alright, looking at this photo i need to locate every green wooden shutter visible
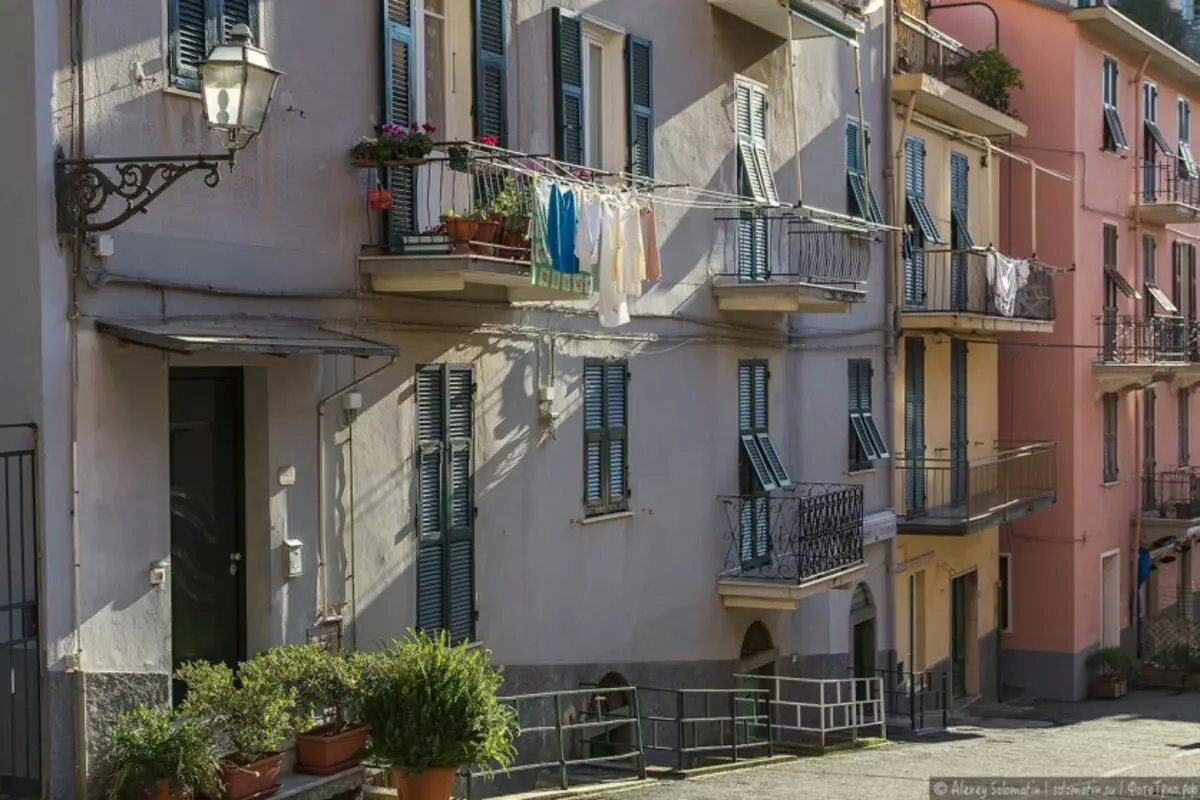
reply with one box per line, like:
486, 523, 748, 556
737, 362, 770, 565
904, 338, 926, 513
1174, 242, 1184, 311
738, 362, 754, 432
445, 366, 476, 644
846, 119, 868, 219
222, 0, 256, 41
626, 36, 654, 177
752, 363, 768, 430
473, 0, 508, 144
169, 0, 208, 88
384, 0, 416, 246
415, 366, 445, 633
552, 8, 584, 164
950, 341, 968, 505
604, 363, 629, 507
904, 137, 926, 307
1189, 244, 1197, 321
735, 82, 770, 281
950, 153, 970, 309
583, 363, 604, 510
848, 360, 863, 411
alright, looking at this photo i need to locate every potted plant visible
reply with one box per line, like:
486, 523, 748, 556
958, 47, 1024, 117
350, 122, 437, 167
175, 656, 298, 800
440, 210, 477, 255
354, 630, 519, 800
252, 645, 369, 775
1085, 646, 1134, 698
471, 206, 501, 256
104, 705, 224, 800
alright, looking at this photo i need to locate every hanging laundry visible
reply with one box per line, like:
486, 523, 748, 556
597, 196, 629, 328
619, 194, 645, 296
574, 187, 602, 272
529, 178, 592, 295
985, 250, 1030, 317
547, 184, 579, 274
640, 206, 661, 282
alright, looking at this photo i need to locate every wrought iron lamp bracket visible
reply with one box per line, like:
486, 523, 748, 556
55, 150, 237, 234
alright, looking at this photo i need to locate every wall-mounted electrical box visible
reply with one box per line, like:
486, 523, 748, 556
149, 558, 170, 586
283, 538, 303, 579
278, 465, 296, 486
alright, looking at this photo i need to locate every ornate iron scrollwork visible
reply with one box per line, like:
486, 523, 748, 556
55, 152, 235, 234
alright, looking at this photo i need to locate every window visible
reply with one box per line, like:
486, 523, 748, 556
1180, 98, 1199, 179
904, 135, 944, 244
415, 364, 476, 644
1103, 392, 1119, 483
1143, 387, 1157, 506
1144, 82, 1173, 155
1143, 234, 1177, 316
736, 79, 778, 206
1173, 241, 1198, 324
424, 0, 447, 136
583, 360, 629, 516
999, 554, 1012, 633
473, 0, 508, 143
848, 359, 889, 470
1102, 56, 1129, 152
1103, 223, 1137, 302
1181, 388, 1191, 466
169, 0, 259, 91
846, 118, 883, 223
738, 361, 791, 567
552, 10, 652, 175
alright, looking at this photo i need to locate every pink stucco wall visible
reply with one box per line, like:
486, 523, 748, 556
943, 0, 1200, 663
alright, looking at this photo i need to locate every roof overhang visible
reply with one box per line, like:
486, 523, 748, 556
1069, 5, 1200, 89
708, 0, 866, 42
95, 317, 399, 358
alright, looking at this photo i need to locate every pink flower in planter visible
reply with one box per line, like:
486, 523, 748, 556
478, 135, 499, 147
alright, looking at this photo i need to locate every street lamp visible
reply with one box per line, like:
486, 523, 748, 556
55, 24, 284, 234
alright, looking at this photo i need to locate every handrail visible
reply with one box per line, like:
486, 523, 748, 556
897, 10, 969, 53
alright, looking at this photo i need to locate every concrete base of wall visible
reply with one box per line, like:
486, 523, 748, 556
86, 671, 171, 795
1002, 629, 1134, 701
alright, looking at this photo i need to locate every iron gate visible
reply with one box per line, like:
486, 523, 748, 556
0, 424, 39, 800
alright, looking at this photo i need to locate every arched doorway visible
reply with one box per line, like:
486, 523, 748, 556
584, 671, 634, 758
738, 622, 775, 741
850, 583, 877, 695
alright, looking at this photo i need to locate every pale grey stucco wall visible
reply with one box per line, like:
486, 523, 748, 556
4, 0, 896, 795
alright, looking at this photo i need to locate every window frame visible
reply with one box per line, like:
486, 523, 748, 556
1181, 98, 1200, 180
1101, 55, 1129, 153
582, 359, 630, 517
999, 553, 1013, 634
735, 76, 779, 207
1143, 80, 1174, 158
848, 358, 889, 471
168, 0, 261, 92
1103, 392, 1119, 483
904, 134, 945, 245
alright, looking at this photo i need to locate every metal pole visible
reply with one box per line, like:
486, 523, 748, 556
766, 689, 775, 758
675, 691, 685, 772
631, 689, 647, 780
555, 694, 568, 789
729, 692, 739, 762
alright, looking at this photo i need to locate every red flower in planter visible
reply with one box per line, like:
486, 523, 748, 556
478, 135, 499, 147
368, 187, 392, 211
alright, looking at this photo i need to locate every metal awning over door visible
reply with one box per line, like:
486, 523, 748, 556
94, 318, 399, 358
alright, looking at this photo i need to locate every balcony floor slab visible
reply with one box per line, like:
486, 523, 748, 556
717, 562, 867, 610
891, 72, 1028, 139
898, 491, 1055, 536
713, 278, 864, 313
901, 312, 1054, 335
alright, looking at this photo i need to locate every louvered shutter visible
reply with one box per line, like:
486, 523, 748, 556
1189, 244, 1197, 322
626, 36, 654, 178
384, 0, 416, 247
848, 361, 863, 411
1174, 242, 1184, 311
904, 137, 925, 307
583, 364, 604, 509
950, 152, 970, 309
737, 362, 770, 565
170, 0, 208, 89
552, 9, 585, 165
904, 338, 927, 513
738, 363, 754, 432
415, 366, 445, 633
445, 366, 475, 644
473, 0, 508, 145
950, 341, 968, 505
846, 119, 868, 219
222, 0, 255, 40
604, 363, 629, 506
736, 84, 769, 279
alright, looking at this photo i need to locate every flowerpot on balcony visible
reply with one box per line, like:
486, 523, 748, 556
221, 753, 283, 800
295, 723, 371, 774
1176, 502, 1194, 520
472, 219, 501, 257
391, 766, 458, 800
352, 157, 427, 169
500, 229, 530, 261
1091, 674, 1126, 699
442, 218, 478, 255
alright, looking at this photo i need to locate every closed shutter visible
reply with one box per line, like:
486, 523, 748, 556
170, 0, 208, 87
1181, 389, 1191, 466
552, 8, 584, 164
626, 36, 654, 177
904, 338, 927, 514
1189, 244, 1198, 321
950, 341, 969, 506
222, 0, 254, 39
416, 365, 476, 643
1174, 242, 1184, 312
605, 363, 629, 506
583, 362, 630, 516
950, 152, 971, 310
903, 137, 925, 308
1103, 393, 1119, 482
583, 365, 604, 508
736, 82, 769, 280
473, 0, 508, 144
737, 362, 770, 565
385, 0, 416, 246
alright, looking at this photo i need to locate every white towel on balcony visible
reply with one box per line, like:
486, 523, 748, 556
598, 197, 629, 328
986, 251, 1030, 318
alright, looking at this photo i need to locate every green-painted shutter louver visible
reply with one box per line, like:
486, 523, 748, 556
626, 36, 654, 177
384, 0, 416, 247
552, 9, 584, 164
415, 366, 445, 633
474, 0, 508, 144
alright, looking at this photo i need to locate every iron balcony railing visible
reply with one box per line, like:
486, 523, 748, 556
1141, 158, 1200, 207
1142, 466, 1200, 519
715, 210, 874, 288
894, 12, 971, 89
894, 441, 1058, 529
904, 249, 1055, 322
1095, 312, 1189, 365
719, 483, 865, 584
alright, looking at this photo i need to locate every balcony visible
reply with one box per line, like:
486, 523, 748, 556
1092, 313, 1196, 395
901, 248, 1056, 334
713, 211, 874, 313
1139, 159, 1200, 227
892, 12, 1028, 139
708, 0, 867, 42
1142, 467, 1200, 544
357, 146, 592, 302
717, 483, 866, 610
894, 442, 1058, 535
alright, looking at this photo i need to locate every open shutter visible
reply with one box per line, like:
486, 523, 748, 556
846, 119, 869, 219
904, 338, 927, 513
950, 341, 969, 505
552, 8, 584, 164
445, 366, 476, 644
736, 85, 768, 280
384, 0, 416, 247
473, 0, 508, 144
604, 363, 629, 506
169, 0, 208, 89
950, 152, 971, 308
583, 364, 604, 510
1174, 242, 1184, 311
415, 366, 445, 633
222, 0, 256, 41
904, 138, 925, 307
626, 36, 654, 177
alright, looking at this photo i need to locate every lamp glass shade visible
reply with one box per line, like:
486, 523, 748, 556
199, 27, 282, 147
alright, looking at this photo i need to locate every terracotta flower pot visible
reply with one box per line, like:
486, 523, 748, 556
390, 766, 458, 800
1092, 674, 1127, 699
152, 779, 188, 800
295, 723, 370, 775
442, 218, 479, 255
222, 754, 282, 800
473, 219, 501, 256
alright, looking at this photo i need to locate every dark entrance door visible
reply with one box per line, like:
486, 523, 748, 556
950, 575, 968, 699
853, 618, 874, 701
169, 369, 245, 699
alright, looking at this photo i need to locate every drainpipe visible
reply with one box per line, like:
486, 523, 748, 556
1132, 52, 1151, 646
854, 40, 872, 222
315, 356, 396, 625
787, 13, 804, 202
884, 0, 900, 668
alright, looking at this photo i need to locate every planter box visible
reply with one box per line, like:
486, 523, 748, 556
1138, 665, 1187, 688
1092, 675, 1127, 699
222, 753, 282, 800
352, 158, 427, 169
295, 723, 370, 775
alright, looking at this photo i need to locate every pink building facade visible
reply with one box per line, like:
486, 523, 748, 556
945, 0, 1200, 700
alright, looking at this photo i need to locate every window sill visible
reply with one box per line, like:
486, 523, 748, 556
1101, 479, 1120, 488
1100, 147, 1126, 160
163, 85, 202, 102
847, 467, 875, 476
579, 510, 634, 526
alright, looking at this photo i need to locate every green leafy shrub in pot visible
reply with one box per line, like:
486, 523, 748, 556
1085, 645, 1134, 677
252, 643, 361, 733
354, 630, 519, 798
961, 47, 1024, 116
104, 705, 223, 800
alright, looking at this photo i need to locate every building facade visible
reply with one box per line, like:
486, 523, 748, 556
952, 0, 1200, 701
0, 0, 897, 796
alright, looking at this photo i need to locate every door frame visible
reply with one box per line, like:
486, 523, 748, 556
168, 367, 249, 672
1100, 548, 1122, 648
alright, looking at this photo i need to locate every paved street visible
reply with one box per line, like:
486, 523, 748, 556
602, 690, 1200, 800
